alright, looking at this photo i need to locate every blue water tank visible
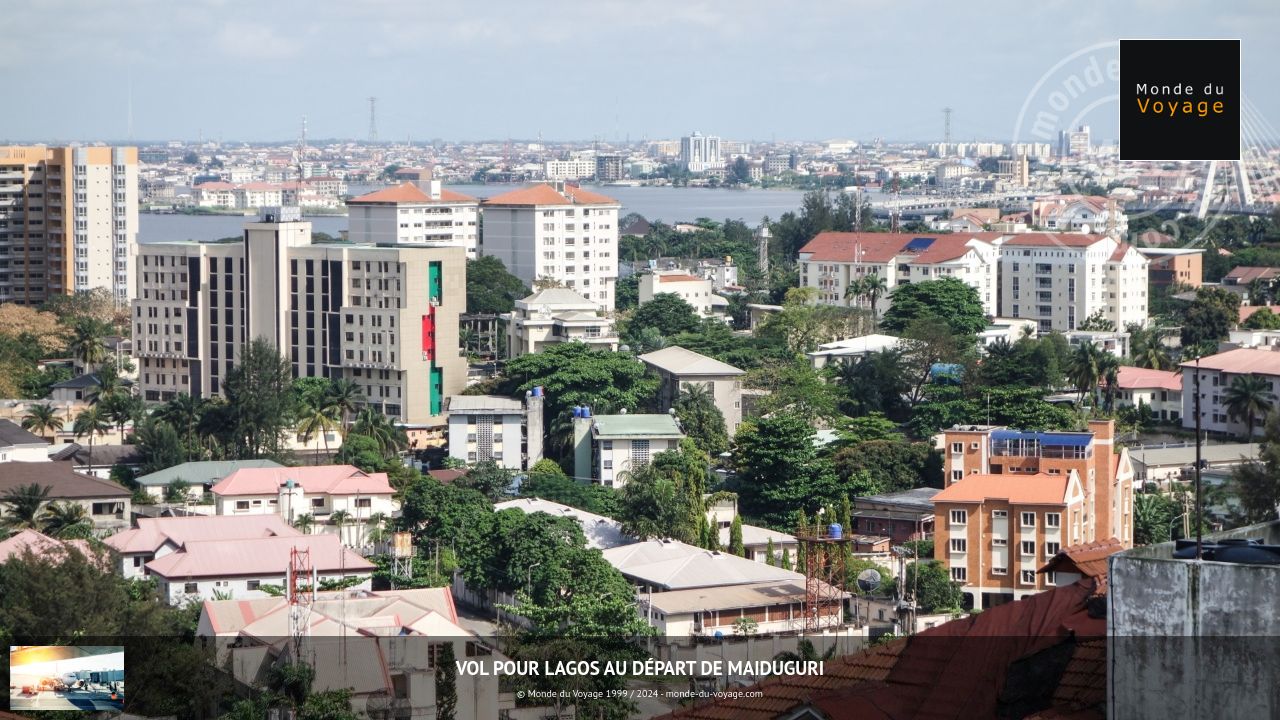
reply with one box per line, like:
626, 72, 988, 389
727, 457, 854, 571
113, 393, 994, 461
828, 523, 844, 539
572, 406, 582, 418
582, 406, 592, 418
532, 386, 543, 397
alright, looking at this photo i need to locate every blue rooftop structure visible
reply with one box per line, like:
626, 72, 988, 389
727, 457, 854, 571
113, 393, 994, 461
990, 429, 1094, 459
905, 237, 936, 252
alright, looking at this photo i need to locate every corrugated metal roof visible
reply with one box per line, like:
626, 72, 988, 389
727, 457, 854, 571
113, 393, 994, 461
591, 414, 684, 439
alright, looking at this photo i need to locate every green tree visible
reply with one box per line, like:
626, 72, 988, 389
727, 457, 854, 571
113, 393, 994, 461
728, 515, 745, 556
615, 274, 640, 311
435, 642, 458, 720
350, 406, 408, 455
1127, 323, 1175, 370
21, 402, 63, 441
300, 688, 359, 720
1243, 307, 1280, 330
898, 315, 974, 406
616, 446, 705, 543
324, 379, 364, 436
163, 478, 192, 503
626, 292, 701, 341
39, 501, 92, 539
466, 255, 530, 314
833, 440, 943, 493
1230, 412, 1280, 524
732, 413, 841, 528
72, 404, 110, 470
135, 419, 187, 475
223, 338, 295, 458
1223, 374, 1275, 438
1133, 491, 1181, 545
293, 513, 315, 534
1077, 310, 1116, 331
880, 277, 988, 336
68, 317, 110, 371
519, 459, 619, 516
904, 560, 963, 613
674, 382, 729, 457
154, 393, 204, 460
749, 358, 843, 421
457, 459, 513, 500
756, 287, 866, 354
1180, 286, 1241, 355
773, 638, 837, 663
334, 432, 387, 472
837, 349, 911, 420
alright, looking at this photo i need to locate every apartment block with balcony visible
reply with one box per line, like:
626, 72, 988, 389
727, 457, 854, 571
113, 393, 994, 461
503, 287, 618, 358
132, 207, 465, 431
0, 146, 137, 305
940, 419, 1133, 556
995, 233, 1148, 333
797, 232, 1000, 317
347, 181, 480, 258
480, 182, 620, 310
933, 471, 1086, 609
1180, 348, 1280, 438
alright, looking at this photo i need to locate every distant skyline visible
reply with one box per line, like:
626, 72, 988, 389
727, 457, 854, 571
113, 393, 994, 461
3, 0, 1278, 145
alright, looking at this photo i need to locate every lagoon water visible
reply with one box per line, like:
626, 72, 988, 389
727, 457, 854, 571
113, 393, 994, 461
138, 184, 817, 243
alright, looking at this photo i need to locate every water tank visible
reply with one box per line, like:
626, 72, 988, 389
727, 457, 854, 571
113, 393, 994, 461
582, 406, 592, 418
532, 386, 544, 397
828, 523, 844, 539
572, 406, 582, 418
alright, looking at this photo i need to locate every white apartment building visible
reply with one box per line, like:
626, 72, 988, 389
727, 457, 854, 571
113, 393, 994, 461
1114, 366, 1182, 422
679, 132, 724, 172
503, 287, 619, 358
1181, 348, 1280, 438
996, 233, 1148, 333
571, 412, 685, 488
544, 158, 597, 181
132, 207, 466, 430
347, 181, 480, 258
445, 392, 544, 470
638, 270, 727, 319
1030, 195, 1127, 236
480, 182, 620, 310
0, 146, 137, 305
797, 232, 1000, 317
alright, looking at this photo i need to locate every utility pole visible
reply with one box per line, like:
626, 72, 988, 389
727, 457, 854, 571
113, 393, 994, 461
1194, 357, 1203, 560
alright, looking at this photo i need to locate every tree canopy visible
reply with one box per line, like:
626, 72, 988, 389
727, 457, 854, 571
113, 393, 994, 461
731, 412, 842, 528
880, 277, 988, 336
466, 255, 529, 314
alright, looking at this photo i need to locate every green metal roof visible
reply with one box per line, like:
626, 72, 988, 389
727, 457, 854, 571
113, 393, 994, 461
591, 414, 684, 439
134, 459, 284, 487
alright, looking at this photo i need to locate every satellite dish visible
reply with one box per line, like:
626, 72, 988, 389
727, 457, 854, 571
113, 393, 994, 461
857, 568, 882, 593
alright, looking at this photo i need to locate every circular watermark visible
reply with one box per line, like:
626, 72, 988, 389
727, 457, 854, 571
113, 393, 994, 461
1012, 40, 1232, 251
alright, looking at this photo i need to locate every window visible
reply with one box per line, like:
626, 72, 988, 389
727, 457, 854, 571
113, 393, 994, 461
602, 440, 613, 450
235, 500, 250, 511
949, 538, 967, 553
1021, 540, 1036, 556
950, 442, 963, 453
247, 580, 260, 591
1021, 512, 1036, 527
1021, 570, 1037, 585
603, 459, 613, 470
950, 469, 963, 482
992, 510, 1008, 519
184, 583, 198, 594
1046, 513, 1061, 528
949, 509, 967, 525
311, 498, 324, 508
992, 538, 1007, 546
356, 498, 372, 508
132, 556, 143, 568
950, 566, 967, 582
992, 566, 1007, 575
1045, 541, 1061, 557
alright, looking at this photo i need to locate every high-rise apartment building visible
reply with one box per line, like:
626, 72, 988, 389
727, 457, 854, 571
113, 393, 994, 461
0, 146, 137, 305
346, 181, 479, 258
679, 132, 724, 172
595, 154, 624, 182
933, 419, 1134, 608
1059, 125, 1091, 157
480, 183, 620, 311
996, 233, 1147, 332
132, 208, 465, 431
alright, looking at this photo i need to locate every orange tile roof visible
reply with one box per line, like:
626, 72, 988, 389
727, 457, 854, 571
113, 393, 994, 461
1109, 242, 1137, 262
1179, 347, 1280, 376
932, 472, 1071, 505
1038, 537, 1123, 596
348, 182, 476, 204
998, 233, 1107, 248
481, 183, 618, 206
658, 273, 704, 283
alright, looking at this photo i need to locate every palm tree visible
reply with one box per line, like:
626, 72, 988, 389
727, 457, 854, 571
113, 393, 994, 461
329, 510, 351, 545
21, 404, 63, 441
296, 401, 340, 461
98, 391, 141, 441
86, 362, 122, 405
1069, 342, 1107, 406
155, 393, 203, 460
844, 276, 866, 309
39, 501, 92, 539
1101, 358, 1121, 412
1, 483, 51, 534
324, 379, 364, 436
293, 513, 315, 535
72, 405, 110, 471
773, 638, 838, 664
1128, 323, 1174, 371
68, 319, 109, 373
1223, 375, 1275, 438
352, 407, 407, 455
365, 512, 389, 547
861, 273, 888, 323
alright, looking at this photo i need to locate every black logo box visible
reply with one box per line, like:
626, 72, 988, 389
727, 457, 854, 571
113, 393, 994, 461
1119, 39, 1240, 161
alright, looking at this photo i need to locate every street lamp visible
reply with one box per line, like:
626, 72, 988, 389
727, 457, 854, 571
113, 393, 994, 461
525, 562, 542, 593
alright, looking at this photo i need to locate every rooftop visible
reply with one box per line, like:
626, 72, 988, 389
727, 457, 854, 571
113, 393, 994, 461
1114, 366, 1182, 392
0, 461, 130, 499
134, 459, 284, 488
932, 471, 1079, 506
0, 529, 97, 565
602, 539, 802, 590
516, 287, 600, 310
481, 183, 619, 207
854, 487, 941, 512
638, 345, 744, 377
1180, 347, 1280, 376
106, 514, 301, 555
48, 443, 141, 467
347, 182, 476, 204
996, 232, 1109, 248
494, 497, 633, 549
1127, 442, 1259, 468
0, 419, 48, 448
645, 578, 833, 615
717, 523, 796, 548
146, 533, 373, 580
445, 395, 525, 414
590, 413, 684, 439
211, 464, 394, 497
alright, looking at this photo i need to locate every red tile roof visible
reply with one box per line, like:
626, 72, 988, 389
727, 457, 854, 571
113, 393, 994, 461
1038, 537, 1124, 596
798, 232, 998, 265
1223, 266, 1280, 284
481, 183, 618, 206
932, 472, 1073, 505
212, 464, 394, 497
348, 182, 476, 204
1115, 366, 1181, 392
658, 273, 705, 283
1179, 347, 1280, 376
1109, 243, 1137, 262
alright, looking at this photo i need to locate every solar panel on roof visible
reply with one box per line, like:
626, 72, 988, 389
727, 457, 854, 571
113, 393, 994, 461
905, 237, 935, 252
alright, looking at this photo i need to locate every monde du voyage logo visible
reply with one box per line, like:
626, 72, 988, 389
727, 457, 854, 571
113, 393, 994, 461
1120, 39, 1240, 161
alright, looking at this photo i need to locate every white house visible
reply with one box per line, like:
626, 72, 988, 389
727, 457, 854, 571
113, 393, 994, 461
1113, 366, 1182, 421
806, 334, 904, 369
0, 462, 131, 534
638, 271, 728, 320
347, 182, 480, 257
503, 288, 619, 359
1181, 348, 1280, 438
133, 459, 283, 501
571, 411, 685, 488
210, 464, 397, 544
105, 514, 302, 580
445, 393, 544, 470
0, 420, 51, 463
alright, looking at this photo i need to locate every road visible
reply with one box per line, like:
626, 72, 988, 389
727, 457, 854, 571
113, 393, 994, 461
9, 688, 125, 712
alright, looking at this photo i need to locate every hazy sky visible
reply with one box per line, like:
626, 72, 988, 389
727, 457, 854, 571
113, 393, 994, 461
3, 0, 1277, 144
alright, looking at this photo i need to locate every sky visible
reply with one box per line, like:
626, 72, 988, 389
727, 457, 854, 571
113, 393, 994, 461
2, 0, 1278, 144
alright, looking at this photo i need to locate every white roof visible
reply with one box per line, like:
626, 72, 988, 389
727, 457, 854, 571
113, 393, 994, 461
494, 498, 634, 549
517, 287, 598, 310
446, 395, 524, 414
718, 523, 797, 548
638, 346, 744, 377
645, 578, 840, 615
808, 334, 902, 359
602, 539, 802, 590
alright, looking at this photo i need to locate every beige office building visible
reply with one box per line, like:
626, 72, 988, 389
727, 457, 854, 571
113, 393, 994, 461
133, 208, 465, 430
0, 145, 137, 305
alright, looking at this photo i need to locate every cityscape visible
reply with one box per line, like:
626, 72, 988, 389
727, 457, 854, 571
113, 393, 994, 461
2, 3, 1280, 720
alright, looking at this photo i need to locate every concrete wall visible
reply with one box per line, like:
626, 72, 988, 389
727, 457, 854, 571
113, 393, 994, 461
1109, 522, 1280, 719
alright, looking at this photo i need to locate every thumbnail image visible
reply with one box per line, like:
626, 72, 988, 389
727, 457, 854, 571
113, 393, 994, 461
8, 645, 125, 712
